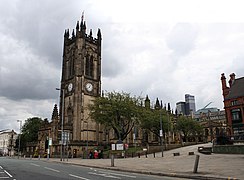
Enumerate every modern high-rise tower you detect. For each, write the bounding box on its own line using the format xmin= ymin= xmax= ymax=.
xmin=176 ymin=101 xmax=186 ymax=115
xmin=185 ymin=94 xmax=196 ymax=116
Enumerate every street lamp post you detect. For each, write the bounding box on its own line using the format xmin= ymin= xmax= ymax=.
xmin=2 ymin=140 xmax=5 ymax=156
xmin=17 ymin=120 xmax=22 ymax=159
xmin=167 ymin=112 xmax=170 ymax=144
xmin=160 ymin=110 xmax=164 ymax=157
xmin=84 ymin=121 xmax=88 ymax=158
xmin=133 ymin=126 xmax=137 ymax=153
xmin=66 ymin=131 xmax=69 ymax=161
xmin=56 ymin=88 xmax=64 ymax=161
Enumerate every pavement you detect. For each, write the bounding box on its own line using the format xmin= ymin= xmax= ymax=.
xmin=31 ymin=143 xmax=244 ymax=180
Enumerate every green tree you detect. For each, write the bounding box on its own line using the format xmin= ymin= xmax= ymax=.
xmin=175 ymin=116 xmax=203 ymax=142
xmin=192 ymin=122 xmax=204 ymax=142
xmin=139 ymin=108 xmax=170 ymax=138
xmin=16 ymin=117 xmax=44 ymax=152
xmin=89 ymin=91 xmax=142 ymax=142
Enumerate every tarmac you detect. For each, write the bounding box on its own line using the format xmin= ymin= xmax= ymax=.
xmin=36 ymin=143 xmax=244 ymax=180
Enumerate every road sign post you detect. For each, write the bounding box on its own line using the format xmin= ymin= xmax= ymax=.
xmin=110 ymin=143 xmax=124 ymax=167
xmin=47 ymin=138 xmax=52 ymax=160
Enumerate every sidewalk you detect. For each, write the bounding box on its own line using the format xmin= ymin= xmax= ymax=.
xmin=44 ymin=143 xmax=243 ymax=180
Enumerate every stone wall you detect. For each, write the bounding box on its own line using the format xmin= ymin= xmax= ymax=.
xmin=213 ymin=145 xmax=244 ymax=154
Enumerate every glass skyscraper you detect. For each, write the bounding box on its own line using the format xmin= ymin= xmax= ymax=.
xmin=185 ymin=94 xmax=196 ymax=116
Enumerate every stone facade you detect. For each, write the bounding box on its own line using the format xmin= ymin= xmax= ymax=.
xmin=35 ymin=15 xmax=104 ymax=158
xmin=197 ymin=110 xmax=229 ymax=142
xmin=58 ymin=16 xmax=103 ymax=157
xmin=0 ymin=130 xmax=17 ymax=156
xmin=34 ymin=15 xmax=191 ymax=158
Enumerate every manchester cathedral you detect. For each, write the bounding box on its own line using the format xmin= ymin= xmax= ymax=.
xmin=27 ymin=14 xmax=175 ymax=158
xmin=32 ymin=15 xmax=104 ymax=158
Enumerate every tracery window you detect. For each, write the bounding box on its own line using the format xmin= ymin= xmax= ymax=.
xmin=85 ymin=54 xmax=93 ymax=77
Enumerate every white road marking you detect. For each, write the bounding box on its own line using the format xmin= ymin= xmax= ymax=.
xmin=88 ymin=172 xmax=121 ymax=179
xmin=0 ymin=166 xmax=11 ymax=178
xmin=44 ymin=167 xmax=60 ymax=172
xmin=97 ymin=170 xmax=137 ymax=178
xmin=30 ymin=163 xmax=40 ymax=167
xmin=69 ymin=174 xmax=90 ymax=180
xmin=4 ymin=170 xmax=12 ymax=178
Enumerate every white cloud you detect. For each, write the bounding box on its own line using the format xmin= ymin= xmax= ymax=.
xmin=1 ymin=0 xmax=244 ymax=132
xmin=166 ymin=23 xmax=199 ymax=56
xmin=0 ymin=32 xmax=60 ymax=100
xmin=91 ymin=0 xmax=244 ymax=23
xmin=0 ymin=97 xmax=57 ymax=133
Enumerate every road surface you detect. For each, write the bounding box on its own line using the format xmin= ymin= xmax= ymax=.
xmin=0 ymin=157 xmax=185 ymax=180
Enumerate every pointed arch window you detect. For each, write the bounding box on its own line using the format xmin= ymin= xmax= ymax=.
xmin=70 ymin=57 xmax=74 ymax=76
xmin=85 ymin=54 xmax=89 ymax=76
xmin=85 ymin=54 xmax=94 ymax=77
xmin=90 ymin=55 xmax=94 ymax=77
xmin=66 ymin=58 xmax=74 ymax=79
xmin=67 ymin=107 xmax=73 ymax=125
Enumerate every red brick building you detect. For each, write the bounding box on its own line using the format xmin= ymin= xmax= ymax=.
xmin=221 ymin=73 xmax=244 ymax=136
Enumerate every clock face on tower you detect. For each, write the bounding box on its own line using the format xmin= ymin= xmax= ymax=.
xmin=85 ymin=82 xmax=93 ymax=92
xmin=68 ymin=83 xmax=73 ymax=92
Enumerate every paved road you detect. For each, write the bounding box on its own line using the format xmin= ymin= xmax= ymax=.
xmin=0 ymin=157 xmax=183 ymax=180
xmin=33 ymin=143 xmax=243 ymax=180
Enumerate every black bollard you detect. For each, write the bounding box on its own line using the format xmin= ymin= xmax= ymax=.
xmin=138 ymin=153 xmax=140 ymax=158
xmin=111 ymin=154 xmax=115 ymax=167
xmin=153 ymin=152 xmax=155 ymax=158
xmin=145 ymin=152 xmax=148 ymax=158
xmin=193 ymin=155 xmax=200 ymax=173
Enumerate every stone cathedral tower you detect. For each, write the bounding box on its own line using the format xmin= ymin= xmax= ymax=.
xmin=58 ymin=15 xmax=102 ymax=154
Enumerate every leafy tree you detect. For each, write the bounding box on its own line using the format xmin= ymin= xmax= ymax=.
xmin=139 ymin=108 xmax=170 ymax=139
xmin=192 ymin=122 xmax=204 ymax=142
xmin=89 ymin=91 xmax=142 ymax=142
xmin=16 ymin=117 xmax=44 ymax=152
xmin=175 ymin=116 xmax=203 ymax=142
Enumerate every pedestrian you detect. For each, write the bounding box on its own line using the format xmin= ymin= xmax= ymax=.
xmin=94 ymin=150 xmax=98 ymax=159
xmin=89 ymin=150 xmax=93 ymax=159
xmin=100 ymin=150 xmax=103 ymax=159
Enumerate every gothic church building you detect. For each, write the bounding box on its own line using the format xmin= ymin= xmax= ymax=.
xmin=36 ymin=15 xmax=104 ymax=158
xmin=33 ymin=15 xmax=165 ymax=158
